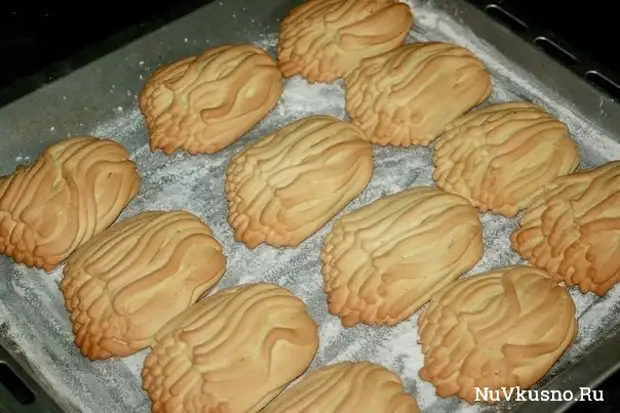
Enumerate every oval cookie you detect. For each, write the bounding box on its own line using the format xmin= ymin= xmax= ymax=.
xmin=278 ymin=0 xmax=413 ymax=83
xmin=321 ymin=186 xmax=484 ymax=327
xmin=59 ymin=210 xmax=226 ymax=360
xmin=225 ymin=115 xmax=374 ymax=248
xmin=263 ymin=361 xmax=420 ymax=413
xmin=418 ymin=265 xmax=577 ymax=403
xmin=344 ymin=42 xmax=491 ymax=147
xmin=433 ymin=102 xmax=580 ymax=217
xmin=0 ymin=136 xmax=139 ymax=271
xmin=511 ymin=161 xmax=620 ymax=295
xmin=141 ymin=283 xmax=319 ymax=413
xmin=139 ymin=44 xmax=283 ymax=155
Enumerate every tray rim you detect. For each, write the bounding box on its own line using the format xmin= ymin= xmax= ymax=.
xmin=0 ymin=0 xmax=618 ymax=412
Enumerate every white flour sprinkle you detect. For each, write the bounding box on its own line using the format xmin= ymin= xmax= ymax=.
xmin=0 ymin=2 xmax=619 ymax=413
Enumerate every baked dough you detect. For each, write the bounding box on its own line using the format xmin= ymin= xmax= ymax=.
xmin=418 ymin=265 xmax=577 ymax=403
xmin=344 ymin=42 xmax=491 ymax=147
xmin=139 ymin=44 xmax=283 ymax=155
xmin=511 ymin=161 xmax=620 ymax=295
xmin=142 ymin=283 xmax=319 ymax=413
xmin=59 ymin=210 xmax=226 ymax=360
xmin=262 ymin=361 xmax=420 ymax=413
xmin=321 ymin=186 xmax=484 ymax=327
xmin=225 ymin=115 xmax=374 ymax=248
xmin=0 ymin=136 xmax=139 ymax=271
xmin=433 ymin=102 xmax=580 ymax=217
xmin=278 ymin=0 xmax=413 ymax=83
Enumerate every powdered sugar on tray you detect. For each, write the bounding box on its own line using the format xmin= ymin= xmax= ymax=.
xmin=0 ymin=1 xmax=619 ymax=413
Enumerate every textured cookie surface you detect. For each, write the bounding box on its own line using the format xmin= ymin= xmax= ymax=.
xmin=321 ymin=186 xmax=484 ymax=327
xmin=278 ymin=0 xmax=413 ymax=83
xmin=139 ymin=44 xmax=282 ymax=155
xmin=0 ymin=136 xmax=139 ymax=271
xmin=433 ymin=102 xmax=580 ymax=217
xmin=344 ymin=42 xmax=491 ymax=147
xmin=225 ymin=115 xmax=373 ymax=248
xmin=511 ymin=161 xmax=620 ymax=295
xmin=418 ymin=265 xmax=577 ymax=402
xmin=59 ymin=210 xmax=226 ymax=360
xmin=262 ymin=361 xmax=420 ymax=413
xmin=142 ymin=283 xmax=319 ymax=413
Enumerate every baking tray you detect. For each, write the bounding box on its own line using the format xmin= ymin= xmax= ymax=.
xmin=1 ymin=0 xmax=619 ymax=412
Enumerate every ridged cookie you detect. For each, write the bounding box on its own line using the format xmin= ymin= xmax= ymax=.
xmin=418 ymin=265 xmax=577 ymax=403
xmin=262 ymin=361 xmax=420 ymax=413
xmin=142 ymin=283 xmax=319 ymax=413
xmin=433 ymin=102 xmax=580 ymax=217
xmin=139 ymin=44 xmax=283 ymax=155
xmin=225 ymin=115 xmax=374 ymax=248
xmin=511 ymin=161 xmax=620 ymax=295
xmin=0 ymin=136 xmax=139 ymax=271
xmin=59 ymin=210 xmax=226 ymax=360
xmin=321 ymin=186 xmax=484 ymax=327
xmin=278 ymin=0 xmax=413 ymax=83
xmin=344 ymin=42 xmax=491 ymax=147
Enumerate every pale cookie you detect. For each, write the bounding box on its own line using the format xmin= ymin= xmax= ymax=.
xmin=433 ymin=102 xmax=580 ymax=217
xmin=262 ymin=361 xmax=420 ymax=413
xmin=139 ymin=44 xmax=283 ymax=155
xmin=344 ymin=42 xmax=491 ymax=147
xmin=59 ymin=210 xmax=226 ymax=360
xmin=141 ymin=283 xmax=319 ymax=413
xmin=0 ymin=136 xmax=139 ymax=271
xmin=418 ymin=265 xmax=577 ymax=403
xmin=278 ymin=0 xmax=413 ymax=83
xmin=225 ymin=115 xmax=374 ymax=248
xmin=511 ymin=161 xmax=620 ymax=295
xmin=321 ymin=186 xmax=484 ymax=327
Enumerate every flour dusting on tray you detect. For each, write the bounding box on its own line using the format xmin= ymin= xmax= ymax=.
xmin=0 ymin=1 xmax=619 ymax=413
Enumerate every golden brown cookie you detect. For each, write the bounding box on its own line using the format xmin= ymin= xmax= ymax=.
xmin=511 ymin=161 xmax=620 ymax=295
xmin=59 ymin=210 xmax=226 ymax=360
xmin=321 ymin=186 xmax=483 ymax=327
xmin=344 ymin=42 xmax=491 ymax=147
xmin=225 ymin=115 xmax=374 ymax=248
xmin=0 ymin=136 xmax=139 ymax=271
xmin=418 ymin=265 xmax=577 ymax=403
xmin=262 ymin=361 xmax=420 ymax=413
xmin=433 ymin=102 xmax=580 ymax=217
xmin=141 ymin=283 xmax=319 ymax=413
xmin=139 ymin=44 xmax=283 ymax=155
xmin=278 ymin=0 xmax=413 ymax=84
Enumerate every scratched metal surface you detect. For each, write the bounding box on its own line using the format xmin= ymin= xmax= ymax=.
xmin=0 ymin=0 xmax=619 ymax=412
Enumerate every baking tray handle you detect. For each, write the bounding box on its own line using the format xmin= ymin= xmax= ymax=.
xmin=0 ymin=344 xmax=63 ymax=413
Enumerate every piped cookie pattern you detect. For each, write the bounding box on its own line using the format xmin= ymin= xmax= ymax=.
xmin=278 ymin=0 xmax=413 ymax=83
xmin=0 ymin=136 xmax=139 ymax=271
xmin=59 ymin=210 xmax=226 ymax=360
xmin=511 ymin=161 xmax=620 ymax=295
xmin=139 ymin=44 xmax=283 ymax=155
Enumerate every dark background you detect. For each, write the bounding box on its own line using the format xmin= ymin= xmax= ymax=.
xmin=0 ymin=0 xmax=618 ymax=412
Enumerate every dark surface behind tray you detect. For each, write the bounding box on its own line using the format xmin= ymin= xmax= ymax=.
xmin=0 ymin=0 xmax=619 ymax=412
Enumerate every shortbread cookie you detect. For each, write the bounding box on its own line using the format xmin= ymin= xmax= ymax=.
xmin=225 ymin=115 xmax=373 ymax=248
xmin=59 ymin=210 xmax=226 ymax=360
xmin=418 ymin=265 xmax=577 ymax=403
xmin=262 ymin=361 xmax=420 ymax=413
xmin=511 ymin=161 xmax=620 ymax=295
xmin=142 ymin=283 xmax=319 ymax=413
xmin=0 ymin=136 xmax=139 ymax=271
xmin=433 ymin=102 xmax=580 ymax=217
xmin=344 ymin=42 xmax=491 ymax=147
xmin=139 ymin=44 xmax=283 ymax=155
xmin=321 ymin=186 xmax=483 ymax=327
xmin=278 ymin=0 xmax=413 ymax=83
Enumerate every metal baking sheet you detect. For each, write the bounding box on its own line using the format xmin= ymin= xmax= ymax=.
xmin=1 ymin=0 xmax=620 ymax=412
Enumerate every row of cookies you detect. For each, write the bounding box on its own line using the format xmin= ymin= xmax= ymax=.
xmin=0 ymin=135 xmax=421 ymax=412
